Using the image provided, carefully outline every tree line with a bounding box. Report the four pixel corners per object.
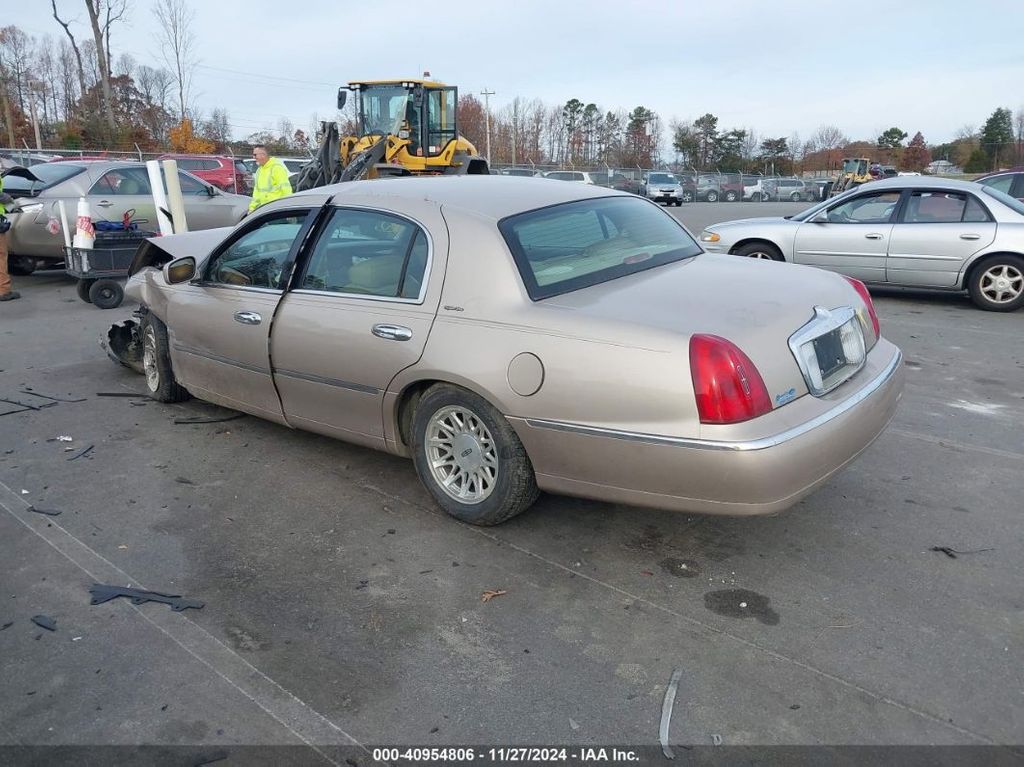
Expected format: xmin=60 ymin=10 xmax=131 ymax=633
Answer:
xmin=2 ymin=6 xmax=1021 ymax=172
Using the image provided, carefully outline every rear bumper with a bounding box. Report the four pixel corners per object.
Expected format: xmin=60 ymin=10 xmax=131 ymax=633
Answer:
xmin=511 ymin=341 xmax=904 ymax=515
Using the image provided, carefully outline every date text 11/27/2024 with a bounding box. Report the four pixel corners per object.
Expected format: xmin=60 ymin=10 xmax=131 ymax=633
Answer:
xmin=371 ymin=747 xmax=641 ymax=763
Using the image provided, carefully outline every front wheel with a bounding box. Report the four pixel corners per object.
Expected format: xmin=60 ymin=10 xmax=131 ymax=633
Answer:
xmin=681 ymin=191 xmax=694 ymax=203
xmin=724 ymin=191 xmax=738 ymax=202
xmin=412 ymin=384 xmax=539 ymax=526
xmin=705 ymin=191 xmax=719 ymax=203
xmin=734 ymin=241 xmax=783 ymax=261
xmin=790 ymin=192 xmax=802 ymax=202
xmin=968 ymin=255 xmax=1024 ymax=312
xmin=142 ymin=316 xmax=190 ymax=402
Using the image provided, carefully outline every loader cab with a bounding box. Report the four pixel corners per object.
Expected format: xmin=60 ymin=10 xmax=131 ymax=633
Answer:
xmin=841 ymin=157 xmax=870 ymax=177
xmin=345 ymin=80 xmax=459 ymax=158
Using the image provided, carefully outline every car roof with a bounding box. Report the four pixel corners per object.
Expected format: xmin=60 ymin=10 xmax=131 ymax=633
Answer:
xmin=294 ymin=175 xmax=629 ymax=220
xmin=863 ymin=176 xmax=988 ymax=192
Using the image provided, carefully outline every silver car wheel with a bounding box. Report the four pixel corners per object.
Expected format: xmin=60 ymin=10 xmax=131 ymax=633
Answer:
xmin=980 ymin=264 xmax=1024 ymax=304
xmin=143 ymin=324 xmax=160 ymax=392
xmin=425 ymin=405 xmax=498 ymax=504
xmin=748 ymin=250 xmax=775 ymax=260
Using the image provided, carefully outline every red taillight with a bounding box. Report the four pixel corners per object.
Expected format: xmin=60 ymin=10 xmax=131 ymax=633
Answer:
xmin=843 ymin=276 xmax=880 ymax=338
xmin=689 ymin=334 xmax=773 ymax=424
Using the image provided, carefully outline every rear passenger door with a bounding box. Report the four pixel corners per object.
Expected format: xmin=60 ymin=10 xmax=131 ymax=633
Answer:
xmin=886 ymin=190 xmax=996 ymax=286
xmin=270 ymin=202 xmax=448 ymax=449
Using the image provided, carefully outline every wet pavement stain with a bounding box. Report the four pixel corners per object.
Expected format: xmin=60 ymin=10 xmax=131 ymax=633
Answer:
xmin=704 ymin=589 xmax=779 ymax=625
xmin=658 ymin=557 xmax=702 ymax=578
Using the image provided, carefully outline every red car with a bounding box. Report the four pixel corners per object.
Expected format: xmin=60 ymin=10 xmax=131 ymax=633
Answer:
xmin=157 ymin=154 xmax=252 ymax=195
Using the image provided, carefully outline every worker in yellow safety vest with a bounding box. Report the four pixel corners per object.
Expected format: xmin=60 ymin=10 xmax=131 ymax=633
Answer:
xmin=249 ymin=144 xmax=292 ymax=212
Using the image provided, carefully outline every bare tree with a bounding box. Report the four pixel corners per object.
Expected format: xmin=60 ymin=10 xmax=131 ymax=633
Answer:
xmin=50 ymin=1 xmax=88 ymax=111
xmin=84 ymin=0 xmax=130 ymax=134
xmin=811 ymin=124 xmax=847 ymax=151
xmin=154 ymin=0 xmax=197 ymax=120
xmin=954 ymin=124 xmax=976 ymax=141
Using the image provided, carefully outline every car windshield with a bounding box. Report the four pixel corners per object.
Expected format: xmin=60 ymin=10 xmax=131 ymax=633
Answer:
xmin=790 ymin=186 xmax=862 ymax=221
xmin=648 ymin=173 xmax=677 ymax=184
xmin=981 ymin=185 xmax=1024 ymax=216
xmin=499 ymin=196 xmax=702 ymax=300
xmin=2 ymin=162 xmax=86 ymax=191
xmin=360 ymin=86 xmax=409 ymax=135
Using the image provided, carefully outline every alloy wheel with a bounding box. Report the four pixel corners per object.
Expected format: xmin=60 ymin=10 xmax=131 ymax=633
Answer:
xmin=425 ymin=405 xmax=498 ymax=503
xmin=980 ymin=264 xmax=1024 ymax=304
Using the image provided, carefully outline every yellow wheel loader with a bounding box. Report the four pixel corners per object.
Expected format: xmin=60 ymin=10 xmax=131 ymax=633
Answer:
xmin=295 ymin=78 xmax=489 ymax=190
xmin=827 ymin=157 xmax=873 ymax=198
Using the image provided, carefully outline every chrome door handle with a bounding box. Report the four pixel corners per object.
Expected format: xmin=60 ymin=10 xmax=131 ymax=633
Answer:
xmin=372 ymin=324 xmax=413 ymax=341
xmin=96 ymin=200 xmax=114 ymax=208
xmin=864 ymin=233 xmax=884 ymax=240
xmin=233 ymin=311 xmax=262 ymax=325
xmin=959 ymin=234 xmax=981 ymax=240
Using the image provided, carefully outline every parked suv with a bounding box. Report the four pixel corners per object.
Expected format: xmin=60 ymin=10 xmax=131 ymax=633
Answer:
xmin=742 ymin=175 xmax=769 ymax=201
xmin=976 ymin=168 xmax=1024 ymax=202
xmin=641 ymin=172 xmax=684 ymax=206
xmin=544 ymin=170 xmax=597 ymax=184
xmin=766 ymin=177 xmax=816 ymax=201
xmin=158 ymin=154 xmax=252 ymax=194
xmin=696 ymin=174 xmax=721 ymax=202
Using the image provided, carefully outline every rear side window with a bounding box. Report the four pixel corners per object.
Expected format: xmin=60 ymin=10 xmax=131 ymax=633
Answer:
xmin=903 ymin=192 xmax=990 ymax=223
xmin=300 ymin=208 xmax=429 ymax=300
xmin=499 ymin=197 xmax=702 ymax=300
xmin=980 ymin=175 xmax=1014 ymax=195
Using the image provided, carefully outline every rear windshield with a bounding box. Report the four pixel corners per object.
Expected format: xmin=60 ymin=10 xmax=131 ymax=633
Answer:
xmin=981 ymin=185 xmax=1024 ymax=216
xmin=499 ymin=196 xmax=702 ymax=300
xmin=3 ymin=163 xmax=87 ymax=191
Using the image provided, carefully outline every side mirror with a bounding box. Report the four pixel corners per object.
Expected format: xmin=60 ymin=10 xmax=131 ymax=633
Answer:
xmin=164 ymin=256 xmax=196 ymax=284
xmin=337 ymin=88 xmax=347 ymax=110
xmin=206 ymin=185 xmax=217 ymax=197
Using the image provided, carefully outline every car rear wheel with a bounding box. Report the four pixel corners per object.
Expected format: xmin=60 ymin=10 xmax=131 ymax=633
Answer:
xmin=735 ymin=241 xmax=784 ymax=261
xmin=724 ymin=191 xmax=738 ymax=202
xmin=142 ymin=316 xmax=190 ymax=402
xmin=412 ymin=384 xmax=539 ymax=526
xmin=682 ymin=191 xmax=694 ymax=203
xmin=968 ymin=255 xmax=1024 ymax=312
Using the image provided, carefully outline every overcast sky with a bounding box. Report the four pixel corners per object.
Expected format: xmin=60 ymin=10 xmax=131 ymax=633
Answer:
xmin=16 ymin=0 xmax=1024 ymax=145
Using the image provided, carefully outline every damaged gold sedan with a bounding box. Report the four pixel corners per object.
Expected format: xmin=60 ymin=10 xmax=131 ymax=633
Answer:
xmin=108 ymin=176 xmax=903 ymax=525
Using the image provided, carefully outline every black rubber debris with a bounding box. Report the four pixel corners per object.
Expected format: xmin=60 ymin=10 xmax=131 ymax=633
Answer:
xmin=89 ymin=584 xmax=204 ymax=612
xmin=67 ymin=445 xmax=95 ymax=462
xmin=27 ymin=505 xmax=63 ymax=517
xmin=174 ymin=413 xmax=245 ymax=425
xmin=930 ymin=546 xmax=994 ymax=559
xmin=31 ymin=615 xmax=57 ymax=632
xmin=0 ymin=621 xmax=13 ymax=631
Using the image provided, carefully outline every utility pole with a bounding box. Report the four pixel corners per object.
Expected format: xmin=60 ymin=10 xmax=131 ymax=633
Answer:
xmin=480 ymin=88 xmax=495 ymax=164
xmin=28 ymin=81 xmax=42 ymax=150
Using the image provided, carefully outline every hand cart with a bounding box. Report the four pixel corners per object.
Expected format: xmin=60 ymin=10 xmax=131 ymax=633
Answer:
xmin=65 ymin=229 xmax=157 ymax=309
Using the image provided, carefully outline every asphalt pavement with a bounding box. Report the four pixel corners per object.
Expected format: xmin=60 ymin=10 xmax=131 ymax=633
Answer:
xmin=1 ymin=203 xmax=1021 ymax=760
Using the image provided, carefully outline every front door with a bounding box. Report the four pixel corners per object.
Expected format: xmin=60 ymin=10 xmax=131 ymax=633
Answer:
xmin=886 ymin=190 xmax=997 ymax=287
xmin=270 ymin=201 xmax=447 ymax=450
xmin=793 ymin=189 xmax=901 ymax=282
xmin=166 ymin=209 xmax=316 ymax=421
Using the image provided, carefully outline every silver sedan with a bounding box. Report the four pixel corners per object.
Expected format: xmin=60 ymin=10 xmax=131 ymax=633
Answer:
xmin=699 ymin=177 xmax=1024 ymax=311
xmin=2 ymin=160 xmax=250 ymax=273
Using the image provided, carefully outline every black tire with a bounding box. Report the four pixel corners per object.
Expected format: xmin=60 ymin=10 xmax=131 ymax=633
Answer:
xmin=724 ymin=190 xmax=738 ymax=202
xmin=76 ymin=279 xmax=96 ymax=303
xmin=88 ymin=279 xmax=123 ymax=309
xmin=734 ymin=241 xmax=784 ymax=262
xmin=967 ymin=254 xmax=1024 ymax=312
xmin=705 ymin=190 xmax=719 ymax=203
xmin=141 ymin=315 xmax=190 ymax=402
xmin=412 ymin=384 xmax=539 ymax=526
xmin=790 ymin=192 xmax=802 ymax=202
xmin=753 ymin=192 xmax=763 ymax=202
xmin=8 ymin=256 xmax=36 ymax=276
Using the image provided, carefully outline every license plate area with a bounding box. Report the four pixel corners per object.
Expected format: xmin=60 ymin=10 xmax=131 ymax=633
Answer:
xmin=789 ymin=306 xmax=867 ymax=397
